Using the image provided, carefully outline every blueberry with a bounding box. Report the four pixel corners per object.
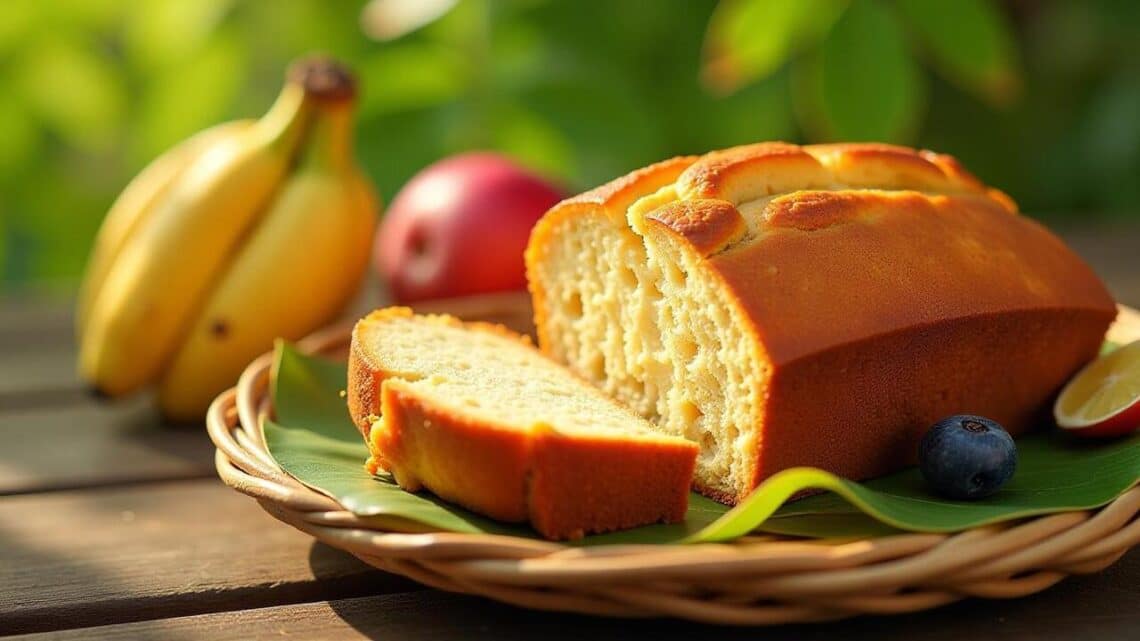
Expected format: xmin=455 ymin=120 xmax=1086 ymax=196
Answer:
xmin=918 ymin=415 xmax=1017 ymax=500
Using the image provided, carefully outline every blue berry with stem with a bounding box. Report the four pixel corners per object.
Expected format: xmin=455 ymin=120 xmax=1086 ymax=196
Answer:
xmin=918 ymin=415 xmax=1017 ymax=500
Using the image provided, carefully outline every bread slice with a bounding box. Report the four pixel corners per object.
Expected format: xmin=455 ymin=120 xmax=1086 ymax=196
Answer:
xmin=347 ymin=307 xmax=698 ymax=540
xmin=526 ymin=142 xmax=1117 ymax=504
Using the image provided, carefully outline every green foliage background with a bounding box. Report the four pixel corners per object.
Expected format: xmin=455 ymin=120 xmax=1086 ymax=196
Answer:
xmin=1 ymin=0 xmax=1137 ymax=292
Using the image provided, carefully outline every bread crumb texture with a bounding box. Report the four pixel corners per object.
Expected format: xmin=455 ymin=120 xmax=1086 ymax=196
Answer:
xmin=525 ymin=142 xmax=1117 ymax=504
xmin=347 ymin=308 xmax=697 ymax=539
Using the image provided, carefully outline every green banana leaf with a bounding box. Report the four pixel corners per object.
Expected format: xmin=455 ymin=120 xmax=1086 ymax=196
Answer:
xmin=265 ymin=342 xmax=1140 ymax=545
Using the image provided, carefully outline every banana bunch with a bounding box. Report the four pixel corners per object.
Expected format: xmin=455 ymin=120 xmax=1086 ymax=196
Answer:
xmin=77 ymin=58 xmax=378 ymax=422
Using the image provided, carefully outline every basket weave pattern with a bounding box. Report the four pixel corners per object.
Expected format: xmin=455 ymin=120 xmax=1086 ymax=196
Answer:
xmin=207 ymin=322 xmax=1140 ymax=624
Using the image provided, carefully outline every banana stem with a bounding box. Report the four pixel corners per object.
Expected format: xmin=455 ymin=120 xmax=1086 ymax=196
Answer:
xmin=289 ymin=56 xmax=357 ymax=103
xmin=255 ymin=57 xmax=358 ymax=155
xmin=299 ymin=102 xmax=356 ymax=172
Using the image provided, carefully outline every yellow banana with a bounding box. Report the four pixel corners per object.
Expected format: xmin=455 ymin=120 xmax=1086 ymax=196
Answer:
xmin=79 ymin=68 xmax=317 ymax=397
xmin=157 ymin=98 xmax=377 ymax=420
xmin=74 ymin=119 xmax=253 ymax=338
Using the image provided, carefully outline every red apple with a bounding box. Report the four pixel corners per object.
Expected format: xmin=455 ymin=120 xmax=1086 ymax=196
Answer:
xmin=375 ymin=152 xmax=564 ymax=303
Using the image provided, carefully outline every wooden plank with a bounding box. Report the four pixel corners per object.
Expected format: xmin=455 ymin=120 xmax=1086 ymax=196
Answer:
xmin=0 ymin=339 xmax=86 ymax=408
xmin=0 ymin=479 xmax=416 ymax=635
xmin=0 ymin=297 xmax=83 ymax=406
xmin=12 ymin=549 xmax=1140 ymax=640
xmin=0 ymin=398 xmax=216 ymax=494
xmin=0 ymin=296 xmax=72 ymax=340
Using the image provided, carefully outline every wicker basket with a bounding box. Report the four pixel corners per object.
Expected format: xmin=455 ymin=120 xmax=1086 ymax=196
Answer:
xmin=206 ymin=303 xmax=1140 ymax=625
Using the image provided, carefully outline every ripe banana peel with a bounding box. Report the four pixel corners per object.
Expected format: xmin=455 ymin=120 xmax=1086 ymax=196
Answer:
xmin=77 ymin=58 xmax=379 ymax=420
xmin=75 ymin=119 xmax=253 ymax=335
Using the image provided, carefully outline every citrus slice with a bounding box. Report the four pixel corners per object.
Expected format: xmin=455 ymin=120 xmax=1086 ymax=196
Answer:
xmin=1054 ymin=340 xmax=1140 ymax=437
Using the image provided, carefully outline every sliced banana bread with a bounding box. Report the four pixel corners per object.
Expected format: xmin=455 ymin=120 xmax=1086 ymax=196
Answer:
xmin=526 ymin=142 xmax=1117 ymax=504
xmin=347 ymin=307 xmax=698 ymax=540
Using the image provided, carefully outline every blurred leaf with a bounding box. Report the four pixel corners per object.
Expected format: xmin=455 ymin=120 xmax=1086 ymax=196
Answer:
xmin=916 ymin=77 xmax=1029 ymax=207
xmin=10 ymin=160 xmax=107 ymax=286
xmin=123 ymin=0 xmax=234 ymax=72
xmin=489 ymin=103 xmax=574 ymax=182
xmin=1028 ymin=2 xmax=1138 ymax=79
xmin=235 ymin=1 xmax=365 ymax=63
xmin=356 ymin=107 xmax=453 ymax=200
xmin=701 ymin=0 xmax=845 ymax=95
xmin=17 ymin=38 xmax=127 ymax=152
xmin=701 ymin=71 xmax=796 ymax=149
xmin=0 ymin=90 xmax=39 ymax=174
xmin=0 ymin=1 xmax=37 ymax=54
xmin=1077 ymin=71 xmax=1140 ymax=208
xmin=520 ymin=76 xmax=662 ymax=188
xmin=488 ymin=18 xmax=548 ymax=90
xmin=1081 ymin=73 xmax=1140 ymax=170
xmin=357 ymin=44 xmax=469 ymax=118
xmin=0 ymin=215 xmax=7 ymax=284
xmin=421 ymin=0 xmax=486 ymax=45
xmin=795 ymin=0 xmax=924 ymax=142
xmin=131 ymin=31 xmax=247 ymax=164
xmin=36 ymin=0 xmax=124 ymax=31
xmin=895 ymin=0 xmax=1020 ymax=106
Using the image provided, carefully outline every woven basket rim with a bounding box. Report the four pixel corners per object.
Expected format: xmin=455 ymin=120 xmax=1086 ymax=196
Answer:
xmin=206 ymin=306 xmax=1140 ymax=624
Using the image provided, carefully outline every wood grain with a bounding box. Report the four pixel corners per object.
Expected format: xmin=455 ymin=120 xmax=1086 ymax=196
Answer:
xmin=10 ymin=549 xmax=1140 ymax=641
xmin=0 ymin=338 xmax=85 ymax=408
xmin=0 ymin=296 xmax=72 ymax=342
xmin=0 ymin=398 xmax=216 ymax=495
xmin=0 ymin=479 xmax=416 ymax=635
xmin=0 ymin=302 xmax=84 ymax=408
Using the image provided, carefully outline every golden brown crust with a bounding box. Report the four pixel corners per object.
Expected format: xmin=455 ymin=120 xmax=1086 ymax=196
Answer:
xmin=375 ymin=379 xmax=532 ymax=522
xmin=762 ymin=190 xmax=882 ymax=231
xmin=752 ymin=308 xmax=1113 ymax=492
xmin=672 ymin=141 xmax=998 ymax=208
xmin=712 ymin=192 xmax=1114 ymax=366
xmin=347 ymin=308 xmax=698 ymax=540
xmin=807 ymin=143 xmax=962 ymax=193
xmin=917 ymin=149 xmax=985 ymax=189
xmin=526 ymin=140 xmax=1119 ymax=505
xmin=346 ymin=308 xmax=413 ymax=440
xmin=985 ymin=188 xmax=1020 ymax=214
xmin=527 ymin=428 xmax=695 ymax=539
xmin=644 ymin=199 xmax=746 ymax=256
xmin=707 ymin=187 xmax=1114 ymax=502
xmin=677 ymin=142 xmax=830 ymax=203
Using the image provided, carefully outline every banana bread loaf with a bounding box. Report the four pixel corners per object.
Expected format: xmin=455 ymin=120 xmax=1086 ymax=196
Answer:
xmin=525 ymin=142 xmax=1117 ymax=504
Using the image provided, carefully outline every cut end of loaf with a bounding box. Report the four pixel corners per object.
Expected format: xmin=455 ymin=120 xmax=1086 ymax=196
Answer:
xmin=346 ymin=307 xmax=697 ymax=539
xmin=527 ymin=212 xmax=765 ymax=502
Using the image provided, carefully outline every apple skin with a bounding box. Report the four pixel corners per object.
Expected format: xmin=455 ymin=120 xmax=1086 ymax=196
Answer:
xmin=375 ymin=152 xmax=564 ymax=303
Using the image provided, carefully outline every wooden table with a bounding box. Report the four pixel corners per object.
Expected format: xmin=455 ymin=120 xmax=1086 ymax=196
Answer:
xmin=3 ymin=223 xmax=1139 ymax=640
